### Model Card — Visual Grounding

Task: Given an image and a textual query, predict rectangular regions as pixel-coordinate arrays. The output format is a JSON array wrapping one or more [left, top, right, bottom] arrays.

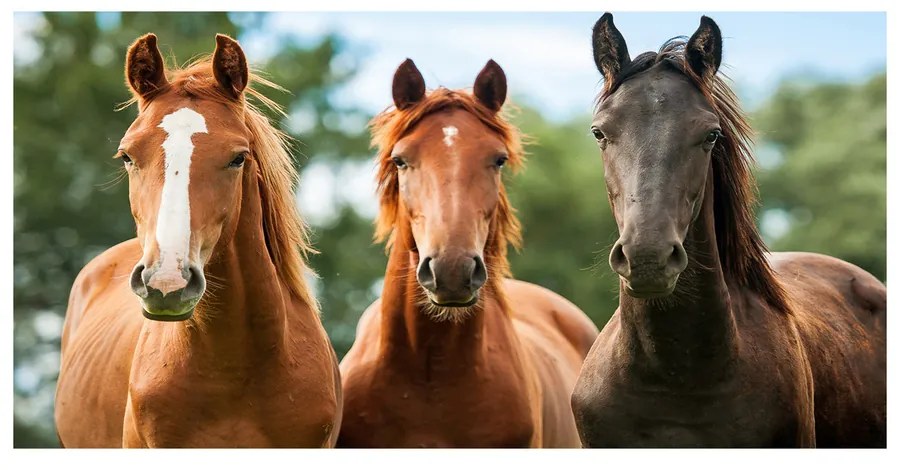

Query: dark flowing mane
[[123, 58, 318, 311], [370, 87, 524, 284], [599, 39, 790, 314]]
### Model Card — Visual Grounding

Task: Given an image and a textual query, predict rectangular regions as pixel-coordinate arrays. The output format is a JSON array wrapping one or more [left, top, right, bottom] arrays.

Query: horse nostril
[[469, 256, 487, 290], [609, 241, 629, 277], [416, 256, 436, 293], [666, 243, 688, 275], [182, 265, 206, 301], [130, 264, 148, 298]]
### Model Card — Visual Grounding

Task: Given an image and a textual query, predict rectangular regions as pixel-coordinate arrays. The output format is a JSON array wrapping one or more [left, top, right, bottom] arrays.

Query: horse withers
[[571, 14, 886, 447], [54, 34, 342, 447]]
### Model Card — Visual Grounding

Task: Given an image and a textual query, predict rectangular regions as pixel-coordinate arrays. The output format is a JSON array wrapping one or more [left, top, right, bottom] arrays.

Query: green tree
[[754, 74, 886, 280]]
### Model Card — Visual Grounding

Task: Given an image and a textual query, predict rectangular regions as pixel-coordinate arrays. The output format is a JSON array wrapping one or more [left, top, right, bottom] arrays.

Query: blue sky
[[238, 12, 886, 120]]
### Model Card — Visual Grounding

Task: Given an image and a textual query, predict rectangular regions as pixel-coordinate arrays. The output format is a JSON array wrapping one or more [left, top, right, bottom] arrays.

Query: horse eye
[[495, 155, 509, 168], [591, 127, 605, 141], [391, 156, 407, 169], [229, 152, 247, 168], [705, 130, 722, 144], [120, 153, 133, 165]]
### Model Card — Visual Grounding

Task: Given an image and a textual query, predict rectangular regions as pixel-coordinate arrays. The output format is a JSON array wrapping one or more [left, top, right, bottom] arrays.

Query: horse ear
[[686, 16, 723, 78], [592, 12, 630, 83], [392, 59, 426, 110], [473, 59, 507, 112], [212, 34, 249, 99], [125, 33, 168, 99]]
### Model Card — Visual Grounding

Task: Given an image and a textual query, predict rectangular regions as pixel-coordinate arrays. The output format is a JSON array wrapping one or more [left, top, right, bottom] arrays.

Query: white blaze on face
[[149, 107, 208, 294], [443, 125, 459, 147]]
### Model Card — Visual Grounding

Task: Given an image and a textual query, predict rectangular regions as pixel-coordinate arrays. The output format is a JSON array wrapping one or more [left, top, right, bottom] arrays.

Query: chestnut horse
[[571, 14, 886, 447], [54, 34, 342, 447], [338, 59, 599, 447]]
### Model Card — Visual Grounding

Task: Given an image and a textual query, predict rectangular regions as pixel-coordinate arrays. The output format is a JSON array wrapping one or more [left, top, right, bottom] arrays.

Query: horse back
[[503, 279, 599, 357], [769, 251, 886, 447], [55, 238, 144, 447]]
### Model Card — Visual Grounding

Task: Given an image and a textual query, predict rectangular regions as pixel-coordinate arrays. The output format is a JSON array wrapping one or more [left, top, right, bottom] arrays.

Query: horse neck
[[378, 220, 507, 370], [617, 165, 739, 378], [145, 161, 307, 366]]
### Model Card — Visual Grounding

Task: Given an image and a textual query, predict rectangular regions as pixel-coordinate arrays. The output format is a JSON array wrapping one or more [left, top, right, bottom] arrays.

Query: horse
[[54, 33, 342, 447], [571, 14, 886, 447], [337, 59, 599, 447]]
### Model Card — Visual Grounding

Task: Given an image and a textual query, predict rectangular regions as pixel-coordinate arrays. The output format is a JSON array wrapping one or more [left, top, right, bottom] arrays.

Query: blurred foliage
[[13, 12, 885, 448], [753, 74, 886, 280], [506, 106, 619, 325]]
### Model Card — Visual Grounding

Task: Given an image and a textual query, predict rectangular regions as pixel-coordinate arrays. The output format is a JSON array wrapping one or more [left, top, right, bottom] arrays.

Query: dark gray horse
[[571, 13, 886, 447]]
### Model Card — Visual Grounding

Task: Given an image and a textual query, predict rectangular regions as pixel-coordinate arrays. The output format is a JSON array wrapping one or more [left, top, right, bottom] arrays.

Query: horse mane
[[599, 39, 791, 314], [370, 87, 524, 287], [125, 57, 319, 312]]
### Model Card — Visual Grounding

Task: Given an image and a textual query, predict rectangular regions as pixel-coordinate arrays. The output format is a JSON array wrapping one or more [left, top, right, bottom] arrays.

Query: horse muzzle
[[417, 253, 487, 307], [610, 239, 688, 299], [130, 263, 206, 321]]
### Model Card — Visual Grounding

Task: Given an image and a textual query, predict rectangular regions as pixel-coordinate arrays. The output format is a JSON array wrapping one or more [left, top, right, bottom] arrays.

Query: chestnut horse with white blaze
[[571, 14, 886, 447], [54, 34, 342, 447], [338, 59, 599, 448]]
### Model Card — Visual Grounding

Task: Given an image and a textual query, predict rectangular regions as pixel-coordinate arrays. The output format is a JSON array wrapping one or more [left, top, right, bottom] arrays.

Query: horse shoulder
[[501, 279, 596, 447], [279, 297, 344, 447], [355, 298, 383, 341], [340, 298, 382, 373], [59, 237, 144, 369], [56, 238, 144, 447], [61, 239, 141, 341], [337, 299, 384, 426], [570, 309, 623, 444]]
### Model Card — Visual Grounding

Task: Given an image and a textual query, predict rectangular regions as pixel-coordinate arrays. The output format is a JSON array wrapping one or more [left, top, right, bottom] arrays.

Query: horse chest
[[126, 366, 337, 447], [343, 402, 535, 448], [341, 367, 536, 448], [574, 384, 760, 447], [573, 350, 795, 447]]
